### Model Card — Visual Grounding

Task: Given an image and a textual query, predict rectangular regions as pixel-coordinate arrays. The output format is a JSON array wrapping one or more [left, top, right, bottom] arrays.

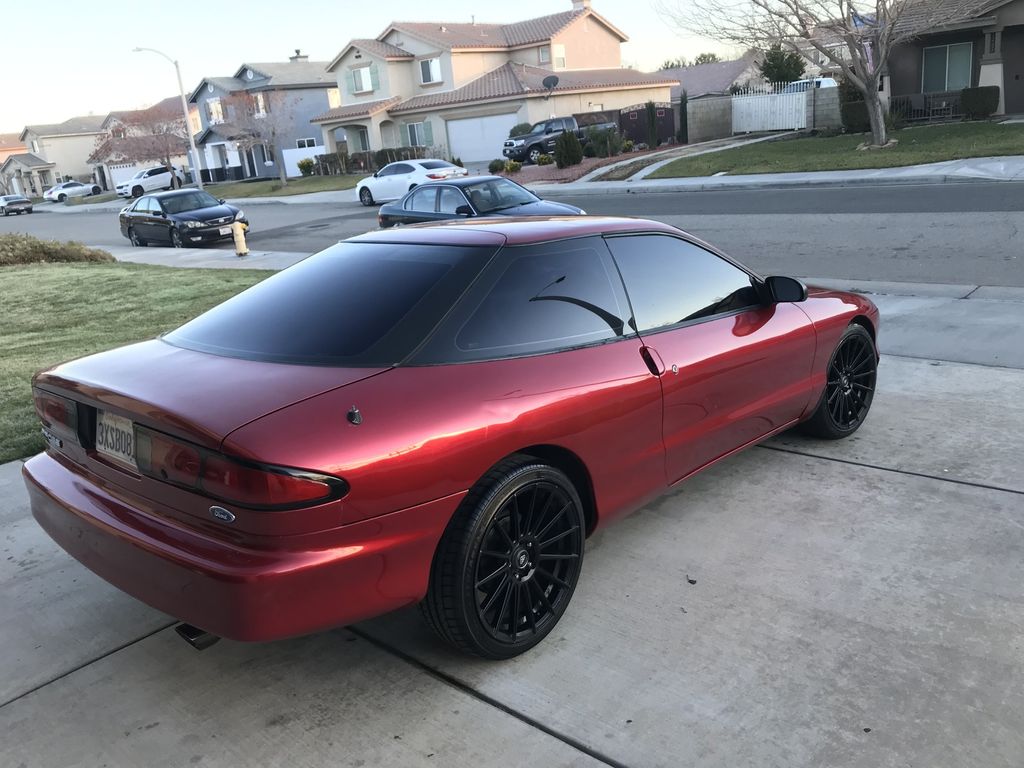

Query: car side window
[[404, 187, 437, 212], [438, 187, 467, 214], [137, 198, 155, 213], [445, 237, 632, 360], [605, 234, 760, 333], [378, 164, 398, 177], [392, 163, 414, 175]]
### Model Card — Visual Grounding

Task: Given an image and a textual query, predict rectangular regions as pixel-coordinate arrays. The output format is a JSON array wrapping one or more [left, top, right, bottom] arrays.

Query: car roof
[[353, 216, 681, 247], [415, 175, 509, 188], [147, 189, 207, 199]]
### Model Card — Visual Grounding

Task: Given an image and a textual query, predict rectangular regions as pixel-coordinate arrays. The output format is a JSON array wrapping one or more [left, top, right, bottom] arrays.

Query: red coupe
[[24, 217, 879, 659]]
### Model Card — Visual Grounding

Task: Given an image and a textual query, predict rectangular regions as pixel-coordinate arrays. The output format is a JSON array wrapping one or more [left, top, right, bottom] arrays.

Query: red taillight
[[33, 389, 79, 444], [425, 173, 447, 179], [134, 425, 343, 510]]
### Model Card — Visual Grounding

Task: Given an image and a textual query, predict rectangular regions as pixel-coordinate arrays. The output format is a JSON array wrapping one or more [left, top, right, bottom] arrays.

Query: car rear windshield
[[419, 160, 454, 170], [162, 191, 222, 214], [163, 241, 496, 366]]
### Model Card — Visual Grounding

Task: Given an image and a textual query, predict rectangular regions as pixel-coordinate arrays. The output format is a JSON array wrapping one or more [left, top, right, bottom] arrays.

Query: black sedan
[[119, 190, 247, 247], [0, 194, 33, 215], [377, 176, 584, 228]]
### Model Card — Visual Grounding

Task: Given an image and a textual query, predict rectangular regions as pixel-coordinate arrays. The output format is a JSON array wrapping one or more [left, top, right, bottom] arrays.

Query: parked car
[[378, 176, 584, 227], [0, 194, 33, 215], [118, 189, 247, 247], [503, 116, 618, 164], [24, 216, 879, 659], [357, 159, 468, 206], [43, 180, 101, 203], [781, 77, 838, 93], [116, 165, 186, 198]]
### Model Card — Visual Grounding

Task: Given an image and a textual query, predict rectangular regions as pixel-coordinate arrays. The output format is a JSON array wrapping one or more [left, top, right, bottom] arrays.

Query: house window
[[539, 46, 551, 64], [408, 122, 426, 146], [552, 44, 566, 69], [31, 140, 39, 153], [262, 145, 275, 164], [352, 67, 373, 93], [206, 98, 224, 124], [253, 93, 268, 118], [296, 138, 316, 149], [922, 42, 972, 93], [327, 88, 341, 108], [348, 126, 370, 152], [420, 58, 442, 84]]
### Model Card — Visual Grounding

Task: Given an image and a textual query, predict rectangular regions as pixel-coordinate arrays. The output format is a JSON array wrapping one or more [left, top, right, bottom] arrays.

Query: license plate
[[219, 226, 231, 236], [95, 410, 137, 469]]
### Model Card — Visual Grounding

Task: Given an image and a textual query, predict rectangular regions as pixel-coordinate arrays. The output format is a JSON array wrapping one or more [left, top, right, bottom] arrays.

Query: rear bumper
[[23, 452, 463, 641]]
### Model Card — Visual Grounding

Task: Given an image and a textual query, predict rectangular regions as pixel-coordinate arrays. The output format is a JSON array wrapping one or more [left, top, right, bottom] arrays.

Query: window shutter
[[346, 70, 356, 94], [369, 63, 380, 91], [422, 120, 433, 146], [401, 124, 410, 147]]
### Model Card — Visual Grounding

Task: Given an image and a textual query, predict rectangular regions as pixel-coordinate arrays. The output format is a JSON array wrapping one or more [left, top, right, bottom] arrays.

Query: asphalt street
[[4, 181, 1024, 285]]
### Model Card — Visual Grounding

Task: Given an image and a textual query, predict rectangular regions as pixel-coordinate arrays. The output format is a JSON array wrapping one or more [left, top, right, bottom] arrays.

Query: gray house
[[188, 50, 340, 181]]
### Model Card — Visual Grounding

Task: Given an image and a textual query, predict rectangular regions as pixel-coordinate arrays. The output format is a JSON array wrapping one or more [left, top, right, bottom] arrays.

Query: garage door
[[446, 114, 520, 163]]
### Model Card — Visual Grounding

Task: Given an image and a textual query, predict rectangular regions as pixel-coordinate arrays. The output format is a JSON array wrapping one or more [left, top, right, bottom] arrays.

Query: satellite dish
[[542, 75, 559, 100]]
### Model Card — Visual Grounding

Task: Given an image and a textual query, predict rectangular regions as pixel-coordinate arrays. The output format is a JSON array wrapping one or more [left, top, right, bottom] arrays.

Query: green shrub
[[583, 143, 597, 158], [488, 158, 506, 174], [0, 234, 114, 266], [536, 153, 553, 165], [586, 126, 623, 158], [961, 86, 1000, 119], [623, 139, 635, 152], [296, 158, 315, 177], [841, 100, 871, 132], [504, 159, 522, 173], [646, 101, 659, 149], [509, 122, 533, 138], [554, 131, 584, 168], [450, 157, 464, 167], [837, 78, 861, 106]]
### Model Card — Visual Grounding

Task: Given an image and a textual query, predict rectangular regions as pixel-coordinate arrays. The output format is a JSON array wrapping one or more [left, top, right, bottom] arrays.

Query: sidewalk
[[98, 244, 309, 270]]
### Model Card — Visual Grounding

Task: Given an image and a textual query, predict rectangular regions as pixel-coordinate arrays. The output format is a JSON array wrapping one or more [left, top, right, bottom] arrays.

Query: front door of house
[[1003, 27, 1024, 114]]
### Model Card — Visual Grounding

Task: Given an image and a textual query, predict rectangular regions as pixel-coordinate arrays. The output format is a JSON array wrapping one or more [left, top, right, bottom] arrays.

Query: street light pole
[[132, 47, 204, 190]]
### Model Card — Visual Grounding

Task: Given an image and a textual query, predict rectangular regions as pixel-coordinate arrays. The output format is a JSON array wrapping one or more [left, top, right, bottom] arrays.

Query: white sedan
[[357, 159, 468, 206], [43, 180, 101, 203]]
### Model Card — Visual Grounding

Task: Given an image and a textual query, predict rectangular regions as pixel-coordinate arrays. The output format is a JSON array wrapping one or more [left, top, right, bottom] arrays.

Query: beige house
[[19, 115, 106, 183], [313, 0, 677, 162]]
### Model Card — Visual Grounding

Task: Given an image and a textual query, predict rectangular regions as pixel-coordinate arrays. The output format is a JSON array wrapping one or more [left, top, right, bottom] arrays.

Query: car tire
[[170, 229, 183, 248], [57, 194, 66, 203], [128, 228, 146, 247], [132, 186, 144, 198], [1, 208, 7, 216], [527, 146, 542, 164], [798, 323, 877, 439], [359, 187, 374, 206], [91, 186, 101, 195], [421, 455, 585, 659]]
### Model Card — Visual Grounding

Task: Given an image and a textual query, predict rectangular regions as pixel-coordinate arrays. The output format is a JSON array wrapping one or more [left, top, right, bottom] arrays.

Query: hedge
[[841, 101, 871, 133], [961, 86, 1000, 119]]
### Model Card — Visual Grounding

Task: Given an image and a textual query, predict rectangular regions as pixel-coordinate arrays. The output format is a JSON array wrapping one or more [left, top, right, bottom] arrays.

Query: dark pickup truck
[[502, 116, 618, 163]]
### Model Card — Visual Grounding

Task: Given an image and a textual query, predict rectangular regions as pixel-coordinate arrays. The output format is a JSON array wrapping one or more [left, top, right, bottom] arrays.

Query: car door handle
[[639, 346, 665, 377]]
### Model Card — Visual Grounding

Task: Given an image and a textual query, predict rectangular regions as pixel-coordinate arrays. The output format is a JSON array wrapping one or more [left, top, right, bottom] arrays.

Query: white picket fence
[[731, 83, 807, 133]]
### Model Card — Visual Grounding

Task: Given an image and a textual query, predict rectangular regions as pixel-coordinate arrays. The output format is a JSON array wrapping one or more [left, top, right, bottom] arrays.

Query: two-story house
[[88, 97, 202, 191], [188, 51, 340, 181], [313, 0, 677, 163], [0, 115, 107, 195]]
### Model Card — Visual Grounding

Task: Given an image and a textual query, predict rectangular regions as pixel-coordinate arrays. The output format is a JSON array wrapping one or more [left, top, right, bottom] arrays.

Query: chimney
[[289, 49, 308, 62], [571, 0, 591, 10]]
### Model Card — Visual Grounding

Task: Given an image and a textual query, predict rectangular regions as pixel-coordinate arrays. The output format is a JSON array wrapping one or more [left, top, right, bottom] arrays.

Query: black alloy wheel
[[170, 228, 183, 248], [800, 324, 877, 439], [359, 187, 374, 206], [57, 194, 66, 203], [128, 228, 146, 247], [422, 457, 585, 659], [132, 186, 143, 198]]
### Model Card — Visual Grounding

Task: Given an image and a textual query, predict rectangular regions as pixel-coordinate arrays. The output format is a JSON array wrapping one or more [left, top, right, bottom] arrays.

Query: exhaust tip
[[175, 622, 221, 650]]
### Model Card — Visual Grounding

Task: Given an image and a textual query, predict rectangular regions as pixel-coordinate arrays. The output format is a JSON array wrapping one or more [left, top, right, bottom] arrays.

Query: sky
[[0, 0, 735, 134]]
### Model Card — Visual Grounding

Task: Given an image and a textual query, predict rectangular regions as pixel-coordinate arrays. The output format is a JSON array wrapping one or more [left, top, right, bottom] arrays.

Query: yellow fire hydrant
[[231, 220, 249, 257]]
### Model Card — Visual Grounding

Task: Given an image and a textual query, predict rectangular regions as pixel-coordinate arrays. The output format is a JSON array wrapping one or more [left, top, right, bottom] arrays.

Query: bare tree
[[224, 91, 295, 187], [657, 0, 988, 146], [94, 101, 189, 178]]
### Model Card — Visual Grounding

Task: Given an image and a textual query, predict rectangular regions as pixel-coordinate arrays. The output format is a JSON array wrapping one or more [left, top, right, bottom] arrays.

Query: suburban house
[[188, 51, 340, 181], [887, 0, 1024, 116], [17, 115, 106, 183], [88, 97, 200, 191], [312, 0, 677, 162], [0, 134, 28, 194], [0, 152, 55, 197]]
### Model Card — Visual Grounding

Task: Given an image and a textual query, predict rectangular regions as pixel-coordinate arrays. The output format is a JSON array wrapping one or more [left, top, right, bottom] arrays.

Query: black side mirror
[[454, 204, 473, 216], [373, 171, 380, 178], [765, 275, 808, 303], [218, 198, 226, 204]]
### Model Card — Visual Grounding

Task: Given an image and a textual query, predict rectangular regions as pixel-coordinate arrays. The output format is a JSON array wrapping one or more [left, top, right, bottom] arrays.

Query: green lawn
[[203, 174, 362, 199], [1, 262, 271, 463], [650, 122, 1024, 178]]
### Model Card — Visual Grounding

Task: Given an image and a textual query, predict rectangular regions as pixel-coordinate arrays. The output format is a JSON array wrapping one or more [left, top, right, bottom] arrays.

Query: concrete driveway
[[2, 283, 1022, 768]]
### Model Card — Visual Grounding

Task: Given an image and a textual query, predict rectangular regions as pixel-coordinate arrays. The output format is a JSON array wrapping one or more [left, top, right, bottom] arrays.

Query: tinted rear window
[[164, 242, 495, 366], [419, 160, 454, 170]]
